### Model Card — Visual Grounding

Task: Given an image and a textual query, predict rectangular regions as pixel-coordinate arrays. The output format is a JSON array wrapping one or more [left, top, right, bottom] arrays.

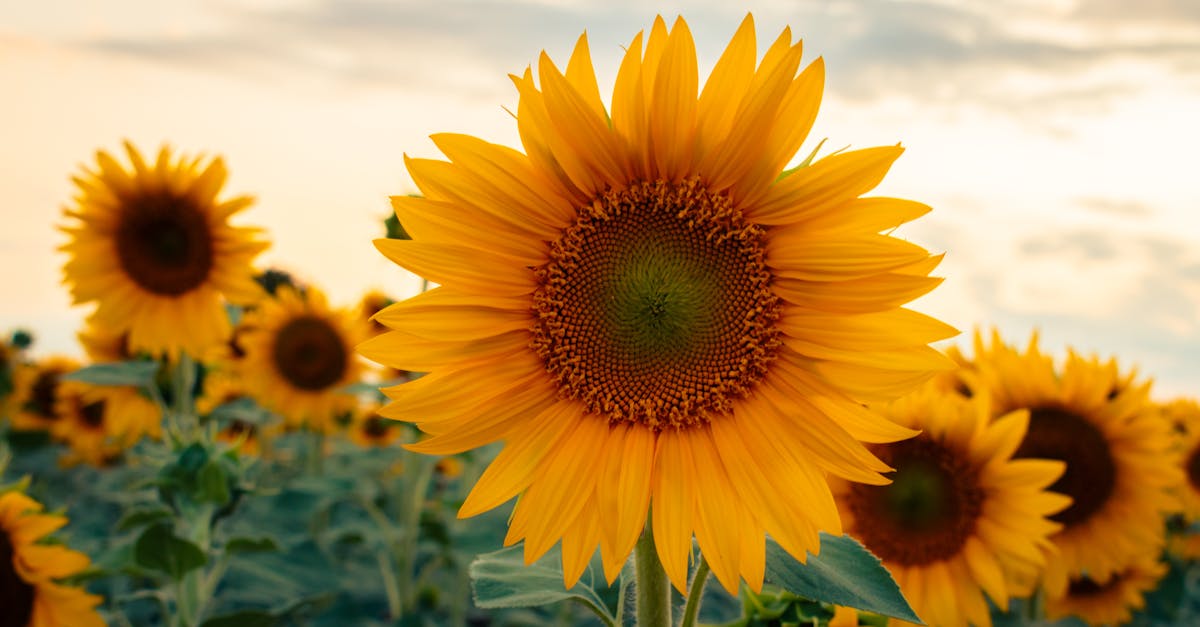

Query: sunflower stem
[[173, 353, 198, 441], [679, 556, 710, 627], [635, 525, 672, 627]]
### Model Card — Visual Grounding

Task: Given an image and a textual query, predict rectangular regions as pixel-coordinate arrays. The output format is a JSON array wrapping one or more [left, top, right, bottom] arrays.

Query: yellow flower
[[76, 318, 134, 364], [60, 142, 268, 359], [1043, 556, 1168, 626], [241, 286, 368, 429], [0, 490, 105, 627], [8, 357, 79, 432], [349, 403, 403, 449], [833, 383, 1068, 627], [361, 14, 953, 593], [52, 380, 161, 467], [963, 330, 1180, 597]]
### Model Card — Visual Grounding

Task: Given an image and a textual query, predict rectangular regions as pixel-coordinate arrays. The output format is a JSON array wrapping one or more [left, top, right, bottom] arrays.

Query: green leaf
[[62, 360, 160, 387], [225, 536, 280, 554], [199, 610, 274, 627], [764, 533, 920, 623], [134, 523, 207, 581], [198, 460, 231, 505], [117, 507, 174, 532], [470, 545, 613, 622]]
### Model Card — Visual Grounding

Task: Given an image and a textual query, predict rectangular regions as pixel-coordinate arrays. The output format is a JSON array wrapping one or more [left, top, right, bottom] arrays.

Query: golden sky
[[2, 0, 1198, 396]]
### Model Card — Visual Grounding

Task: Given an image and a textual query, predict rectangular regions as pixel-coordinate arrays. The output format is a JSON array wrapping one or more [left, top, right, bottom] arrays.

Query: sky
[[1, 0, 1197, 398]]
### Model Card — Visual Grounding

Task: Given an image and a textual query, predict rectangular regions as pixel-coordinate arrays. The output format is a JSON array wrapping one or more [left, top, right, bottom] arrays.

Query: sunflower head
[[964, 329, 1181, 596], [242, 286, 368, 429], [349, 404, 403, 449], [1043, 556, 1168, 626], [60, 142, 269, 359], [77, 317, 135, 364], [0, 490, 105, 627], [8, 356, 80, 432], [52, 380, 161, 466], [363, 14, 953, 594], [833, 381, 1068, 627]]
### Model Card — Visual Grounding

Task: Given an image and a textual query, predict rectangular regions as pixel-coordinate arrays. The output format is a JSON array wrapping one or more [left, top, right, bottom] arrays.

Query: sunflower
[[964, 330, 1180, 596], [1164, 399, 1200, 559], [832, 383, 1068, 627], [0, 490, 105, 627], [360, 14, 954, 593], [241, 286, 368, 429], [349, 403, 403, 449], [52, 380, 161, 466], [1043, 556, 1168, 625], [77, 317, 134, 363], [359, 289, 395, 337], [8, 357, 79, 432], [60, 142, 268, 359]]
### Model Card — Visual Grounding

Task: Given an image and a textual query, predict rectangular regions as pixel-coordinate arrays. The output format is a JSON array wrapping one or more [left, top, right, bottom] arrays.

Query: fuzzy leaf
[[62, 360, 160, 387], [764, 533, 920, 623]]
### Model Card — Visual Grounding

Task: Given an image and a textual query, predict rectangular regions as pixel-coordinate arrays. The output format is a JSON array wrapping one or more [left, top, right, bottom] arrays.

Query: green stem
[[303, 428, 325, 476], [173, 354, 198, 441], [396, 455, 437, 610], [176, 504, 214, 627], [635, 526, 672, 627], [679, 557, 710, 627], [377, 550, 402, 619]]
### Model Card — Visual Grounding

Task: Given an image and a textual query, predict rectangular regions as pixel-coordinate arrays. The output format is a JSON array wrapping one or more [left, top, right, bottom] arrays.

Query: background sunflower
[[60, 142, 269, 359]]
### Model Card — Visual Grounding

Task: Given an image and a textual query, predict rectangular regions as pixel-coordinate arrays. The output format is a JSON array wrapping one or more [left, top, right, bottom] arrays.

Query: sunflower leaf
[[470, 545, 615, 624], [134, 523, 207, 581], [764, 532, 920, 623], [63, 359, 160, 387]]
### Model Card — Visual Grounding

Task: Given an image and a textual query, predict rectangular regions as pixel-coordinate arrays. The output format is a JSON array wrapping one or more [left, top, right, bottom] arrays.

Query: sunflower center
[[226, 420, 256, 438], [1186, 445, 1200, 493], [1067, 574, 1117, 597], [847, 437, 983, 565], [115, 192, 214, 296], [272, 316, 348, 391], [531, 178, 781, 429], [1015, 406, 1115, 527], [80, 401, 106, 429], [364, 417, 393, 438], [26, 370, 61, 419], [0, 529, 36, 627]]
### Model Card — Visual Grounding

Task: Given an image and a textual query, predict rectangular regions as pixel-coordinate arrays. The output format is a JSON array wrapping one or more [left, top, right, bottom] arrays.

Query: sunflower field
[[4, 13, 1200, 627]]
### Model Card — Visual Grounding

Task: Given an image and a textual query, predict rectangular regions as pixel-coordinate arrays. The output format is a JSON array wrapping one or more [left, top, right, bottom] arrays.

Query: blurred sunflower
[[60, 142, 268, 359], [0, 490, 105, 627], [833, 383, 1068, 627], [242, 286, 367, 429], [8, 357, 79, 432], [1043, 556, 1168, 626], [349, 403, 403, 449], [965, 330, 1179, 596], [76, 318, 134, 363], [358, 289, 395, 337], [1172, 399, 1200, 519], [361, 14, 953, 593], [52, 380, 161, 466]]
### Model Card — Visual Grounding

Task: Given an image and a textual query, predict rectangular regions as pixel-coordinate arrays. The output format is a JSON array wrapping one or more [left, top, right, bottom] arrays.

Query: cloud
[[73, 0, 1200, 112], [1076, 197, 1154, 218]]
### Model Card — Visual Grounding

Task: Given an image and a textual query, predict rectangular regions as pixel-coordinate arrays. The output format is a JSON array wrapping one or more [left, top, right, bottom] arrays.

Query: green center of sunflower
[[0, 529, 36, 627], [115, 192, 214, 296], [25, 370, 61, 419], [846, 437, 983, 566], [531, 178, 781, 429], [272, 316, 348, 392], [1015, 406, 1115, 527]]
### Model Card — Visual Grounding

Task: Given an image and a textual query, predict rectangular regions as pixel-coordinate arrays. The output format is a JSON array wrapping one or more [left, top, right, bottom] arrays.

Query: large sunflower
[[1043, 556, 1168, 626], [0, 490, 105, 627], [832, 383, 1069, 627], [60, 142, 268, 359], [241, 286, 368, 429], [963, 330, 1180, 597], [8, 357, 79, 432], [361, 14, 954, 593]]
